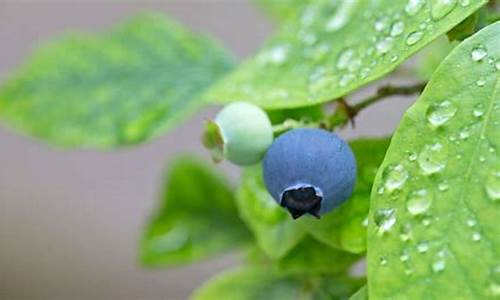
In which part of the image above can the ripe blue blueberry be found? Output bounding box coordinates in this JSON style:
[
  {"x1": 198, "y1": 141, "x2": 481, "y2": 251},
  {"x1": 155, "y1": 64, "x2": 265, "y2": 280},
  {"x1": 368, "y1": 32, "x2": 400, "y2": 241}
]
[
  {"x1": 205, "y1": 102, "x2": 273, "y2": 166},
  {"x1": 262, "y1": 128, "x2": 356, "y2": 219}
]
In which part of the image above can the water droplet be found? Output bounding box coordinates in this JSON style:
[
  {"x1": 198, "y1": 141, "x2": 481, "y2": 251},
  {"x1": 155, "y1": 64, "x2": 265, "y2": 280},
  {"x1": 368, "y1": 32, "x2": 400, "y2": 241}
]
[
  {"x1": 376, "y1": 37, "x2": 393, "y2": 55},
  {"x1": 476, "y1": 78, "x2": 486, "y2": 87},
  {"x1": 391, "y1": 55, "x2": 399, "y2": 62},
  {"x1": 438, "y1": 181, "x2": 449, "y2": 191},
  {"x1": 466, "y1": 219, "x2": 477, "y2": 227},
  {"x1": 479, "y1": 156, "x2": 486, "y2": 163},
  {"x1": 326, "y1": 1, "x2": 356, "y2": 32},
  {"x1": 488, "y1": 283, "x2": 500, "y2": 296},
  {"x1": 374, "y1": 16, "x2": 390, "y2": 32},
  {"x1": 408, "y1": 152, "x2": 418, "y2": 161},
  {"x1": 471, "y1": 46, "x2": 487, "y2": 62},
  {"x1": 407, "y1": 189, "x2": 432, "y2": 215},
  {"x1": 417, "y1": 241, "x2": 429, "y2": 253},
  {"x1": 390, "y1": 21, "x2": 405, "y2": 36},
  {"x1": 406, "y1": 31, "x2": 424, "y2": 46},
  {"x1": 459, "y1": 0, "x2": 470, "y2": 6},
  {"x1": 426, "y1": 100, "x2": 457, "y2": 127},
  {"x1": 473, "y1": 103, "x2": 485, "y2": 118},
  {"x1": 495, "y1": 59, "x2": 500, "y2": 71},
  {"x1": 337, "y1": 48, "x2": 355, "y2": 70},
  {"x1": 418, "y1": 142, "x2": 447, "y2": 175},
  {"x1": 362, "y1": 217, "x2": 369, "y2": 227},
  {"x1": 430, "y1": 0, "x2": 457, "y2": 20},
  {"x1": 422, "y1": 217, "x2": 432, "y2": 226},
  {"x1": 383, "y1": 164, "x2": 409, "y2": 192},
  {"x1": 405, "y1": 0, "x2": 426, "y2": 16},
  {"x1": 485, "y1": 171, "x2": 500, "y2": 202},
  {"x1": 458, "y1": 126, "x2": 470, "y2": 140},
  {"x1": 261, "y1": 45, "x2": 289, "y2": 65},
  {"x1": 374, "y1": 208, "x2": 397, "y2": 234},
  {"x1": 400, "y1": 251, "x2": 410, "y2": 262},
  {"x1": 432, "y1": 259, "x2": 446, "y2": 272},
  {"x1": 380, "y1": 257, "x2": 388, "y2": 266},
  {"x1": 472, "y1": 232, "x2": 482, "y2": 242}
]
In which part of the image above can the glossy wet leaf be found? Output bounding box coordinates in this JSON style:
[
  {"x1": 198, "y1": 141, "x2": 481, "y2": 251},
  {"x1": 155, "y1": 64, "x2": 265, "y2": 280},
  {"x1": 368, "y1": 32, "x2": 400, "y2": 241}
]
[
  {"x1": 237, "y1": 138, "x2": 390, "y2": 258},
  {"x1": 367, "y1": 22, "x2": 500, "y2": 299},
  {"x1": 206, "y1": 0, "x2": 486, "y2": 109},
  {"x1": 191, "y1": 266, "x2": 364, "y2": 300},
  {"x1": 0, "y1": 13, "x2": 234, "y2": 148},
  {"x1": 140, "y1": 157, "x2": 250, "y2": 267}
]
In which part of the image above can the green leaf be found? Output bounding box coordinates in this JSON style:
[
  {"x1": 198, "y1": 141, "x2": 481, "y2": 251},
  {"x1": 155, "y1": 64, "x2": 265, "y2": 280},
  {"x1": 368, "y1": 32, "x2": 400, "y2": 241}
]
[
  {"x1": 350, "y1": 285, "x2": 368, "y2": 300},
  {"x1": 254, "y1": 0, "x2": 311, "y2": 22},
  {"x1": 191, "y1": 267, "x2": 364, "y2": 300},
  {"x1": 206, "y1": 0, "x2": 486, "y2": 110},
  {"x1": 0, "y1": 13, "x2": 234, "y2": 148},
  {"x1": 367, "y1": 22, "x2": 500, "y2": 299},
  {"x1": 447, "y1": 11, "x2": 479, "y2": 41},
  {"x1": 236, "y1": 138, "x2": 390, "y2": 259},
  {"x1": 276, "y1": 236, "x2": 361, "y2": 276},
  {"x1": 140, "y1": 157, "x2": 250, "y2": 267}
]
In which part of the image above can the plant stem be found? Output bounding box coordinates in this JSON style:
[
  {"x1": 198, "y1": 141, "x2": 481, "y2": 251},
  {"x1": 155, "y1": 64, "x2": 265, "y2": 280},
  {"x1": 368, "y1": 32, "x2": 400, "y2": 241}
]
[{"x1": 273, "y1": 82, "x2": 426, "y2": 135}]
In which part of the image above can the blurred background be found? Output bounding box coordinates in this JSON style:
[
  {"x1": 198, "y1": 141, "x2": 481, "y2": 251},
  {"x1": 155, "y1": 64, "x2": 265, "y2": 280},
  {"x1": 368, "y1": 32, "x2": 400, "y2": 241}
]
[{"x1": 0, "y1": 1, "x2": 418, "y2": 299}]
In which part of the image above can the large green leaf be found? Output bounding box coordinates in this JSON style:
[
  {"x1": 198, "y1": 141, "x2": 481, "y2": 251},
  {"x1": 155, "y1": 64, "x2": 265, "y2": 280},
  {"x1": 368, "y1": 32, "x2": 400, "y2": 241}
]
[
  {"x1": 236, "y1": 138, "x2": 390, "y2": 259},
  {"x1": 0, "y1": 13, "x2": 234, "y2": 148},
  {"x1": 206, "y1": 0, "x2": 486, "y2": 109},
  {"x1": 140, "y1": 157, "x2": 250, "y2": 267},
  {"x1": 367, "y1": 22, "x2": 500, "y2": 299},
  {"x1": 191, "y1": 267, "x2": 364, "y2": 300}
]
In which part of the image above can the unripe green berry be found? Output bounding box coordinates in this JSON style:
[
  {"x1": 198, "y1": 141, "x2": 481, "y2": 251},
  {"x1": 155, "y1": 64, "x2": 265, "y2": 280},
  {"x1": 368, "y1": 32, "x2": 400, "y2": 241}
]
[{"x1": 204, "y1": 102, "x2": 273, "y2": 166}]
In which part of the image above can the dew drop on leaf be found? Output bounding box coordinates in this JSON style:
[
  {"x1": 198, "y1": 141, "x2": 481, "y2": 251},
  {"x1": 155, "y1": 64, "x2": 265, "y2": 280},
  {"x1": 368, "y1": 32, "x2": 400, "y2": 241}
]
[
  {"x1": 472, "y1": 232, "x2": 482, "y2": 242},
  {"x1": 471, "y1": 46, "x2": 488, "y2": 62},
  {"x1": 376, "y1": 37, "x2": 394, "y2": 54},
  {"x1": 473, "y1": 103, "x2": 485, "y2": 118},
  {"x1": 476, "y1": 78, "x2": 486, "y2": 87},
  {"x1": 485, "y1": 171, "x2": 500, "y2": 202},
  {"x1": 400, "y1": 223, "x2": 413, "y2": 242},
  {"x1": 374, "y1": 16, "x2": 391, "y2": 32},
  {"x1": 325, "y1": 1, "x2": 355, "y2": 32},
  {"x1": 466, "y1": 218, "x2": 477, "y2": 227},
  {"x1": 380, "y1": 256, "x2": 388, "y2": 266},
  {"x1": 432, "y1": 259, "x2": 446, "y2": 272},
  {"x1": 337, "y1": 48, "x2": 355, "y2": 70},
  {"x1": 426, "y1": 100, "x2": 457, "y2": 127},
  {"x1": 406, "y1": 189, "x2": 433, "y2": 215},
  {"x1": 495, "y1": 59, "x2": 500, "y2": 71},
  {"x1": 339, "y1": 74, "x2": 356, "y2": 87},
  {"x1": 417, "y1": 240, "x2": 429, "y2": 253},
  {"x1": 430, "y1": 0, "x2": 457, "y2": 20},
  {"x1": 390, "y1": 21, "x2": 405, "y2": 37},
  {"x1": 438, "y1": 181, "x2": 449, "y2": 191},
  {"x1": 418, "y1": 142, "x2": 448, "y2": 175},
  {"x1": 405, "y1": 0, "x2": 426, "y2": 16},
  {"x1": 374, "y1": 208, "x2": 397, "y2": 234},
  {"x1": 382, "y1": 163, "x2": 409, "y2": 192},
  {"x1": 406, "y1": 31, "x2": 424, "y2": 46},
  {"x1": 400, "y1": 250, "x2": 410, "y2": 262},
  {"x1": 459, "y1": 0, "x2": 470, "y2": 6}
]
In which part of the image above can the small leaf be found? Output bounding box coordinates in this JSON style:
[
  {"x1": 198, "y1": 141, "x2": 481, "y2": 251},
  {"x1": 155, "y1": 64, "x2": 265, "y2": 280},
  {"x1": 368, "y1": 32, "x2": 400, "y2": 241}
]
[
  {"x1": 236, "y1": 138, "x2": 390, "y2": 258},
  {"x1": 350, "y1": 285, "x2": 368, "y2": 300},
  {"x1": 0, "y1": 13, "x2": 234, "y2": 148},
  {"x1": 140, "y1": 157, "x2": 250, "y2": 267},
  {"x1": 367, "y1": 22, "x2": 500, "y2": 299},
  {"x1": 206, "y1": 0, "x2": 486, "y2": 109},
  {"x1": 191, "y1": 266, "x2": 364, "y2": 300},
  {"x1": 276, "y1": 236, "x2": 361, "y2": 276}
]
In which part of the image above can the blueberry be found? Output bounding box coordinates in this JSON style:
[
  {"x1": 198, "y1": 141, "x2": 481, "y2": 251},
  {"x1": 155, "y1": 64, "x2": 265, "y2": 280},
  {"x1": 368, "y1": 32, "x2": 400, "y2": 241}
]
[
  {"x1": 262, "y1": 128, "x2": 356, "y2": 219},
  {"x1": 204, "y1": 102, "x2": 273, "y2": 166}
]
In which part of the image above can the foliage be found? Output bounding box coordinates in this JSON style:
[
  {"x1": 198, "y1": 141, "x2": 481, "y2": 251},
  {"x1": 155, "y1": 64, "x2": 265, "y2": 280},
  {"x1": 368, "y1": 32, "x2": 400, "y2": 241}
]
[
  {"x1": 0, "y1": 14, "x2": 233, "y2": 148},
  {"x1": 0, "y1": 1, "x2": 499, "y2": 299},
  {"x1": 367, "y1": 21, "x2": 500, "y2": 299}
]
